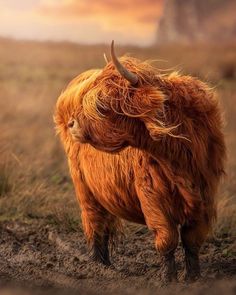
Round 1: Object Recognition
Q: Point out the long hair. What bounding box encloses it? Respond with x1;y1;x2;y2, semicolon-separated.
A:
55;56;226;232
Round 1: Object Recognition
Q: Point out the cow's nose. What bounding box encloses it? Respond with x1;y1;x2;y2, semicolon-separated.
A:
67;119;75;128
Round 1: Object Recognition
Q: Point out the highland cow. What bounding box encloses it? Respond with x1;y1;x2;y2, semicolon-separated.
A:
54;41;226;282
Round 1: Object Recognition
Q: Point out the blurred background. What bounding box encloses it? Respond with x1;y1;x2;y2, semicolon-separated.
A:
0;0;235;291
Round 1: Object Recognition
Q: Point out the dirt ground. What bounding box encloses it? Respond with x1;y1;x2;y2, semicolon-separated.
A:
0;221;235;295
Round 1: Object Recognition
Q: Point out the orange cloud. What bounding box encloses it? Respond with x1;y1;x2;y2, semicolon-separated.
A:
40;0;163;30
0;0;164;45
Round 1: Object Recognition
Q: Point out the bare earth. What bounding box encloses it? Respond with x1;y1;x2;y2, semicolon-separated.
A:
0;221;235;295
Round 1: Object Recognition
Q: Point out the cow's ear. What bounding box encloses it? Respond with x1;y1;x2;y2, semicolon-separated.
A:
121;86;165;118
123;86;173;140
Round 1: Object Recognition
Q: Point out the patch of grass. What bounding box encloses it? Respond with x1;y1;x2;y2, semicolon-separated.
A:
48;206;81;232
216;193;236;237
0;153;80;231
0;162;12;197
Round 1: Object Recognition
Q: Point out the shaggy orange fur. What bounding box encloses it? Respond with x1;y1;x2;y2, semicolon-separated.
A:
54;56;226;279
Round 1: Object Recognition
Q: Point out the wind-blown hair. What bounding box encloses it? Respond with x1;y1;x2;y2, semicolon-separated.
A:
82;57;179;136
54;55;226;273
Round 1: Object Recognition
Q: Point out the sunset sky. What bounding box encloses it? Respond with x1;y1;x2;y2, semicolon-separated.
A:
0;0;164;45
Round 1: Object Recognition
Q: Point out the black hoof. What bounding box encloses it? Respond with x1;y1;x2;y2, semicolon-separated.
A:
90;234;111;266
90;253;111;266
93;259;111;266
184;272;201;282
161;270;178;284
159;251;178;284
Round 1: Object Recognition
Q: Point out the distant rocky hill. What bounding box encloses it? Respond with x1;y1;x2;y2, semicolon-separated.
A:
157;0;236;43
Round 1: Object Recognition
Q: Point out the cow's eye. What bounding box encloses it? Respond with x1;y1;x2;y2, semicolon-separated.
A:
67;119;75;128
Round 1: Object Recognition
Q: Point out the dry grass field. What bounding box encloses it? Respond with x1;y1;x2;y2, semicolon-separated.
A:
0;38;235;294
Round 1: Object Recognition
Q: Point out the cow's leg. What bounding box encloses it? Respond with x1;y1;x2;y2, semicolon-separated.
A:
181;219;209;281
155;226;179;283
147;221;178;283
137;189;179;282
81;206;119;266
135;160;179;283
90;230;110;265
71;169;119;266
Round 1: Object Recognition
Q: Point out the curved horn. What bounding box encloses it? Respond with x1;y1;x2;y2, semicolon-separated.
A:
103;53;109;64
110;40;138;85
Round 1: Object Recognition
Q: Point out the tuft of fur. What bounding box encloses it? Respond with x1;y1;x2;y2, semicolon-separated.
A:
54;56;226;253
